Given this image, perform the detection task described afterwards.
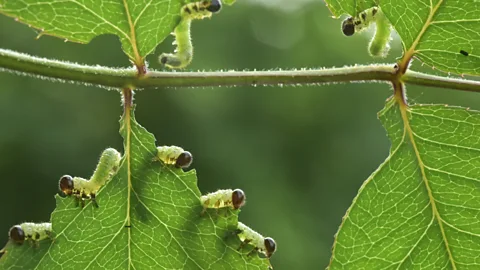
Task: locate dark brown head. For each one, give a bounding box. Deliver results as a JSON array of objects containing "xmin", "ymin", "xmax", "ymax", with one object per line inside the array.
[
  {"xmin": 175, "ymin": 151, "xmax": 193, "ymax": 169},
  {"xmin": 231, "ymin": 189, "xmax": 246, "ymax": 209},
  {"xmin": 160, "ymin": 56, "xmax": 168, "ymax": 65},
  {"xmin": 207, "ymin": 0, "xmax": 222, "ymax": 13},
  {"xmin": 264, "ymin": 237, "xmax": 277, "ymax": 258},
  {"xmin": 342, "ymin": 17, "xmax": 355, "ymax": 36},
  {"xmin": 9, "ymin": 225, "xmax": 25, "ymax": 245},
  {"xmin": 59, "ymin": 175, "xmax": 74, "ymax": 196}
]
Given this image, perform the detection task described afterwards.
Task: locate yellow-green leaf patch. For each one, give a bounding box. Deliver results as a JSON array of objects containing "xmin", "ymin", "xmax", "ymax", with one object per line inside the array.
[
  {"xmin": 329, "ymin": 98, "xmax": 480, "ymax": 269},
  {"xmin": 0, "ymin": 108, "xmax": 270, "ymax": 269},
  {"xmin": 0, "ymin": 0, "xmax": 184, "ymax": 62}
]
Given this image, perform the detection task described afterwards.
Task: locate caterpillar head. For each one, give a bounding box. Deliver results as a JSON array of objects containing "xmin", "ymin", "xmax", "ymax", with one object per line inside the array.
[
  {"xmin": 59, "ymin": 175, "xmax": 74, "ymax": 196},
  {"xmin": 232, "ymin": 189, "xmax": 246, "ymax": 209},
  {"xmin": 264, "ymin": 237, "xmax": 277, "ymax": 258},
  {"xmin": 175, "ymin": 151, "xmax": 193, "ymax": 168},
  {"xmin": 206, "ymin": 0, "xmax": 222, "ymax": 13},
  {"xmin": 342, "ymin": 17, "xmax": 355, "ymax": 36},
  {"xmin": 9, "ymin": 225, "xmax": 25, "ymax": 245}
]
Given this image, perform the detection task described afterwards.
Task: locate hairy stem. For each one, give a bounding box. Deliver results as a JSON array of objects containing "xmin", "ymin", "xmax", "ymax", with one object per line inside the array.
[
  {"xmin": 0, "ymin": 48, "xmax": 479, "ymax": 92},
  {"xmin": 402, "ymin": 71, "xmax": 480, "ymax": 93}
]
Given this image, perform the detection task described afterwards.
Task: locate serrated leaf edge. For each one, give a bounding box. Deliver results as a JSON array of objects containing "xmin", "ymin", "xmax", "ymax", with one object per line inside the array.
[{"xmin": 328, "ymin": 94, "xmax": 458, "ymax": 269}]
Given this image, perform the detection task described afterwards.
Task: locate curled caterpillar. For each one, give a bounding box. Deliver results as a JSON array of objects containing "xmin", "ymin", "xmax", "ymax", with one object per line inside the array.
[
  {"xmin": 156, "ymin": 146, "xmax": 193, "ymax": 169},
  {"xmin": 342, "ymin": 6, "xmax": 392, "ymax": 57},
  {"xmin": 9, "ymin": 222, "xmax": 53, "ymax": 246},
  {"xmin": 236, "ymin": 222, "xmax": 277, "ymax": 260},
  {"xmin": 159, "ymin": 0, "xmax": 223, "ymax": 69},
  {"xmin": 200, "ymin": 189, "xmax": 246, "ymax": 213},
  {"xmin": 341, "ymin": 6, "xmax": 379, "ymax": 36},
  {"xmin": 59, "ymin": 148, "xmax": 121, "ymax": 208}
]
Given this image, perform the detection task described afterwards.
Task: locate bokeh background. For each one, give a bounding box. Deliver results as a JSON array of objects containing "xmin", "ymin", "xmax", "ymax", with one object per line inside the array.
[{"xmin": 0, "ymin": 0, "xmax": 479, "ymax": 269}]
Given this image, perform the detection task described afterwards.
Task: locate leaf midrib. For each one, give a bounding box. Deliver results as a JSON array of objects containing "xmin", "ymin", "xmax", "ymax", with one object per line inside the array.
[
  {"xmin": 127, "ymin": 125, "xmax": 206, "ymax": 269},
  {"xmin": 1, "ymin": 0, "xmax": 145, "ymax": 63},
  {"xmin": 400, "ymin": 0, "xmax": 444, "ymax": 68},
  {"xmin": 328, "ymin": 97, "xmax": 459, "ymax": 269},
  {"xmin": 399, "ymin": 100, "xmax": 457, "ymax": 270},
  {"xmin": 124, "ymin": 105, "xmax": 133, "ymax": 270},
  {"xmin": 121, "ymin": 0, "xmax": 142, "ymax": 64}
]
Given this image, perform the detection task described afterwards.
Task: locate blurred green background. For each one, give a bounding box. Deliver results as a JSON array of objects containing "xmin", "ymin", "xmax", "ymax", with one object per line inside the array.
[{"xmin": 0, "ymin": 0, "xmax": 479, "ymax": 269}]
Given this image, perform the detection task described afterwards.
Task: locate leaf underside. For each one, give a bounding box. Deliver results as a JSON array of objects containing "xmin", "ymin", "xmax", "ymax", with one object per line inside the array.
[
  {"xmin": 325, "ymin": 0, "xmax": 480, "ymax": 76},
  {"xmin": 329, "ymin": 98, "xmax": 480, "ymax": 269},
  {"xmin": 0, "ymin": 108, "xmax": 269, "ymax": 270},
  {"xmin": 0, "ymin": 0, "xmax": 185, "ymax": 61}
]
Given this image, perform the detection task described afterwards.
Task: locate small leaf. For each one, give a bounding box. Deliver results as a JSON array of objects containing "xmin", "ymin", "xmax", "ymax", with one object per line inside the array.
[
  {"xmin": 329, "ymin": 98, "xmax": 480, "ymax": 269},
  {"xmin": 0, "ymin": 107, "xmax": 270, "ymax": 269},
  {"xmin": 0, "ymin": 0, "xmax": 184, "ymax": 63},
  {"xmin": 325, "ymin": 0, "xmax": 480, "ymax": 76}
]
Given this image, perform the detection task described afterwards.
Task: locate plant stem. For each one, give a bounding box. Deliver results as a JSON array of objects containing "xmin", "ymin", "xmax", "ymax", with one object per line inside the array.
[
  {"xmin": 0, "ymin": 48, "xmax": 479, "ymax": 92},
  {"xmin": 402, "ymin": 71, "xmax": 480, "ymax": 93}
]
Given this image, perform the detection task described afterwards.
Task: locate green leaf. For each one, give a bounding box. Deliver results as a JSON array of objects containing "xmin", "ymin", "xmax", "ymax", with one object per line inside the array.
[
  {"xmin": 325, "ymin": 0, "xmax": 480, "ymax": 76},
  {"xmin": 329, "ymin": 98, "xmax": 480, "ymax": 269},
  {"xmin": 0, "ymin": 0, "xmax": 184, "ymax": 63},
  {"xmin": 325, "ymin": 0, "xmax": 377, "ymax": 17},
  {"xmin": 0, "ymin": 107, "xmax": 270, "ymax": 270}
]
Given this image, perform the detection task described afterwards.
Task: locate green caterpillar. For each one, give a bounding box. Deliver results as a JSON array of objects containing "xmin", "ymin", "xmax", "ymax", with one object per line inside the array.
[
  {"xmin": 59, "ymin": 148, "xmax": 121, "ymax": 208},
  {"xmin": 156, "ymin": 145, "xmax": 193, "ymax": 169},
  {"xmin": 9, "ymin": 222, "xmax": 53, "ymax": 247},
  {"xmin": 236, "ymin": 222, "xmax": 277, "ymax": 267},
  {"xmin": 159, "ymin": 0, "xmax": 224, "ymax": 69},
  {"xmin": 342, "ymin": 6, "xmax": 392, "ymax": 57},
  {"xmin": 200, "ymin": 188, "xmax": 246, "ymax": 213}
]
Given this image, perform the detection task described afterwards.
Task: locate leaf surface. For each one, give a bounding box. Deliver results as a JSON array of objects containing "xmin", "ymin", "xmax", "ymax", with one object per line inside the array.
[
  {"xmin": 325, "ymin": 0, "xmax": 480, "ymax": 76},
  {"xmin": 0, "ymin": 0, "xmax": 184, "ymax": 63},
  {"xmin": 0, "ymin": 108, "xmax": 269, "ymax": 270},
  {"xmin": 329, "ymin": 98, "xmax": 480, "ymax": 269}
]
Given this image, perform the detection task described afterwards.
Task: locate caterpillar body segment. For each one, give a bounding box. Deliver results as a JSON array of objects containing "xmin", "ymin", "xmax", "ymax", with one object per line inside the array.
[
  {"xmin": 59, "ymin": 176, "xmax": 99, "ymax": 207},
  {"xmin": 200, "ymin": 189, "xmax": 246, "ymax": 213},
  {"xmin": 9, "ymin": 222, "xmax": 53, "ymax": 246},
  {"xmin": 156, "ymin": 145, "xmax": 193, "ymax": 169},
  {"xmin": 160, "ymin": 18, "xmax": 193, "ymax": 69},
  {"xmin": 341, "ymin": 6, "xmax": 391, "ymax": 57},
  {"xmin": 342, "ymin": 6, "xmax": 379, "ymax": 36},
  {"xmin": 159, "ymin": 0, "xmax": 223, "ymax": 69},
  {"xmin": 236, "ymin": 222, "xmax": 277, "ymax": 262},
  {"xmin": 368, "ymin": 10, "xmax": 391, "ymax": 57},
  {"xmin": 90, "ymin": 148, "xmax": 122, "ymax": 187},
  {"xmin": 59, "ymin": 148, "xmax": 121, "ymax": 208}
]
